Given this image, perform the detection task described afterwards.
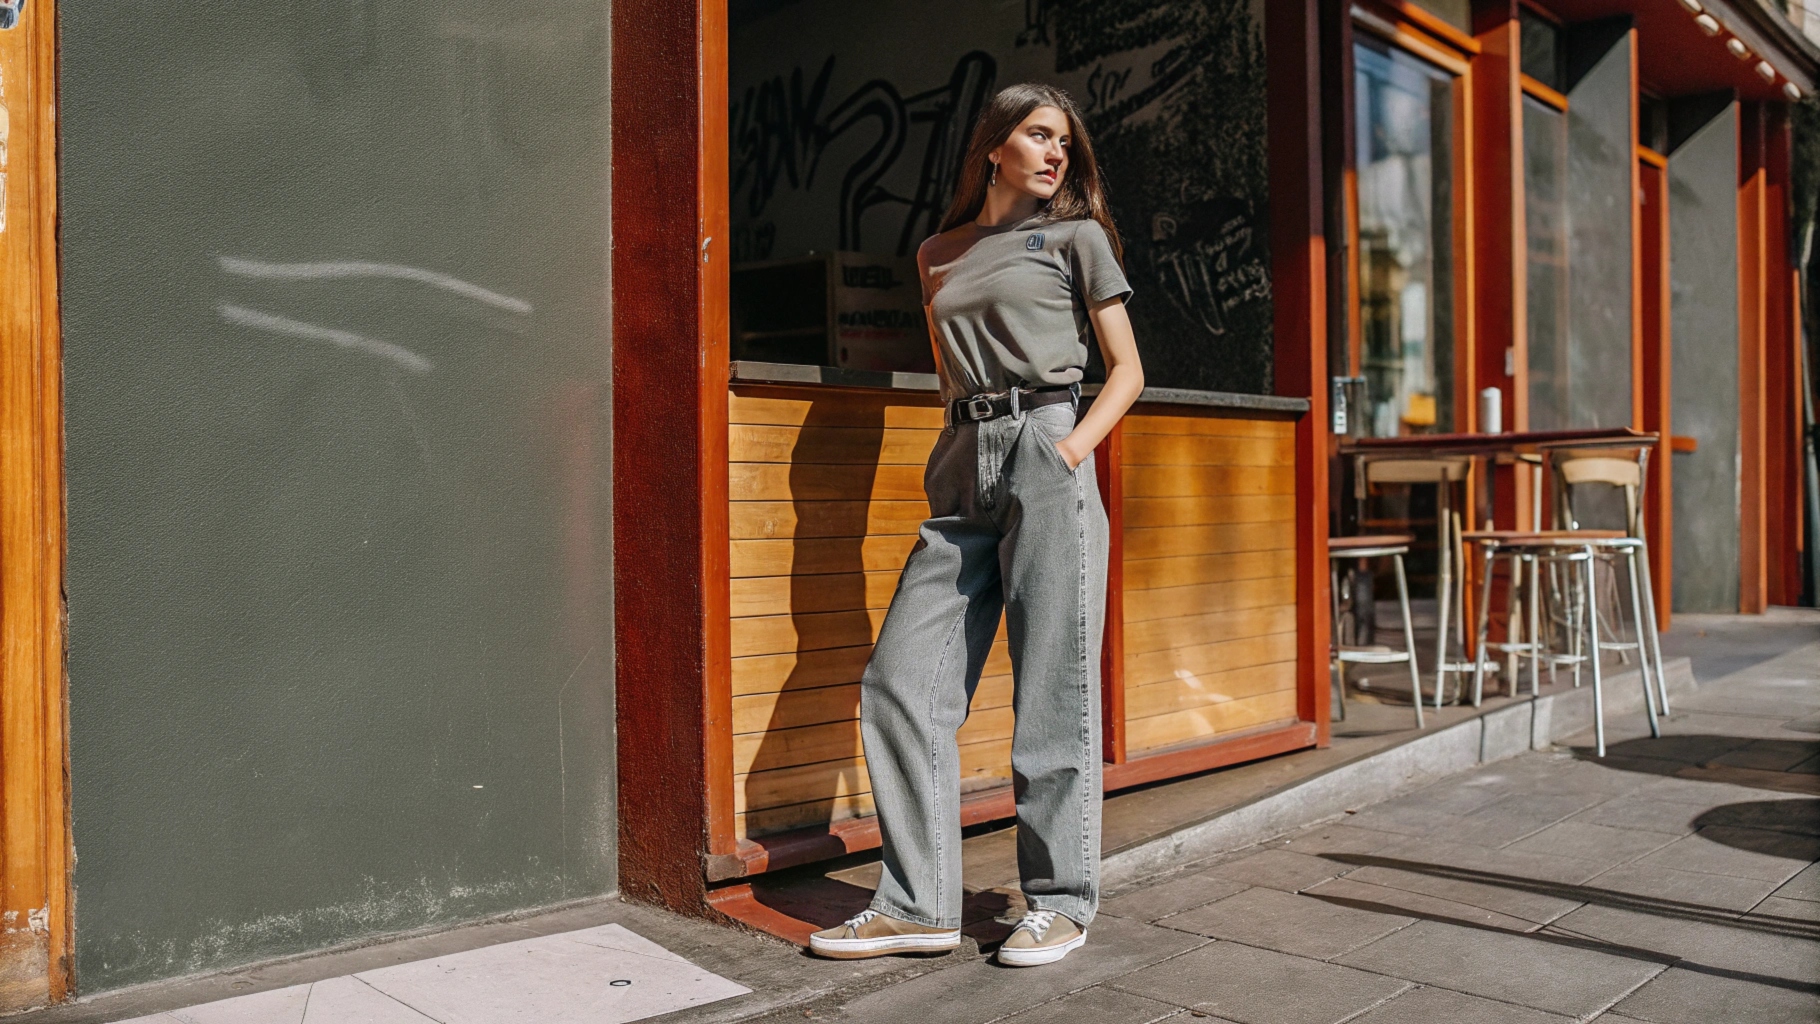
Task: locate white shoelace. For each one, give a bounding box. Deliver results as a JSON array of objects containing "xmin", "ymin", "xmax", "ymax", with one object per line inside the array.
[
  {"xmin": 840, "ymin": 909, "xmax": 881, "ymax": 936},
  {"xmin": 1012, "ymin": 909, "xmax": 1057, "ymax": 940}
]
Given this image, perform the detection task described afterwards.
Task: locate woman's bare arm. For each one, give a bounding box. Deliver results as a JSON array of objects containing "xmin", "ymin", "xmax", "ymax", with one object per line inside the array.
[{"xmin": 1055, "ymin": 297, "xmax": 1143, "ymax": 469}]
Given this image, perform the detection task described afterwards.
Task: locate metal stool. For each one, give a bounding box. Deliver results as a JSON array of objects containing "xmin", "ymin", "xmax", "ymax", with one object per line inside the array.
[
  {"xmin": 1330, "ymin": 534, "xmax": 1426, "ymax": 729},
  {"xmin": 1551, "ymin": 449, "xmax": 1672, "ymax": 716},
  {"xmin": 1466, "ymin": 531, "xmax": 1662, "ymax": 756},
  {"xmin": 1358, "ymin": 458, "xmax": 1474, "ymax": 707}
]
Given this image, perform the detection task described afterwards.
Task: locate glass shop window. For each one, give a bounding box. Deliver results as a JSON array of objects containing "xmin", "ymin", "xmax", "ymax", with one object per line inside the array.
[
  {"xmin": 1519, "ymin": 9, "xmax": 1564, "ymax": 92},
  {"xmin": 1524, "ymin": 93, "xmax": 1569, "ymax": 431},
  {"xmin": 1354, "ymin": 38, "xmax": 1458, "ymax": 437},
  {"xmin": 1418, "ymin": 0, "xmax": 1472, "ymax": 34}
]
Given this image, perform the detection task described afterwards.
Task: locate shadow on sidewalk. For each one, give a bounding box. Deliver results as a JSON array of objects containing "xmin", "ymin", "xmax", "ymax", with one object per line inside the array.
[{"xmin": 1310, "ymin": 853, "xmax": 1820, "ymax": 994}]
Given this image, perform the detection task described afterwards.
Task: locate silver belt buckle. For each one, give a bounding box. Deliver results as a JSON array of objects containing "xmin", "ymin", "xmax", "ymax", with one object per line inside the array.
[{"xmin": 965, "ymin": 396, "xmax": 995, "ymax": 421}]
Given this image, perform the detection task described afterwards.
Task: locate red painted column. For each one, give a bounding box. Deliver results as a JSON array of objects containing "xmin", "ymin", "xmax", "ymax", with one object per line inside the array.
[
  {"xmin": 611, "ymin": 0, "xmax": 730, "ymax": 915},
  {"xmin": 1266, "ymin": 0, "xmax": 1332, "ymax": 746}
]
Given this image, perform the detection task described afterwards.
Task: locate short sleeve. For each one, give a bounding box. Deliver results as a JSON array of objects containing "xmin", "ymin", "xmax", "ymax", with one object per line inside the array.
[
  {"xmin": 1069, "ymin": 220, "xmax": 1132, "ymax": 306},
  {"xmin": 916, "ymin": 237, "xmax": 936, "ymax": 305}
]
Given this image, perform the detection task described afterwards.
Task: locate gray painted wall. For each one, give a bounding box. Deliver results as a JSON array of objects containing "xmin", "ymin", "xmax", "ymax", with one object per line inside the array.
[
  {"xmin": 59, "ymin": 2, "xmax": 615, "ymax": 991},
  {"xmin": 1563, "ymin": 29, "xmax": 1635, "ymax": 431},
  {"xmin": 1669, "ymin": 103, "xmax": 1742, "ymax": 613}
]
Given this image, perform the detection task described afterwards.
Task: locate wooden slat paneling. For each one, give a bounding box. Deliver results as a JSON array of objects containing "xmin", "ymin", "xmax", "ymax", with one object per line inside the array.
[
  {"xmin": 1122, "ymin": 432, "xmax": 1296, "ymax": 467},
  {"xmin": 1124, "ymin": 520, "xmax": 1295, "ymax": 561},
  {"xmin": 732, "ymin": 672, "xmax": 1015, "ymax": 736},
  {"xmin": 1123, "ymin": 463, "xmax": 1296, "ymax": 499},
  {"xmin": 731, "ymin": 462, "xmax": 928, "ymax": 502},
  {"xmin": 1124, "ymin": 575, "xmax": 1296, "ymax": 624},
  {"xmin": 1124, "ymin": 691, "xmax": 1302, "ymax": 753},
  {"xmin": 1121, "ymin": 417, "xmax": 1300, "ymax": 757},
  {"xmin": 731, "ymin": 392, "xmax": 944, "ymax": 429},
  {"xmin": 1123, "ymin": 412, "xmax": 1296, "ymax": 439},
  {"xmin": 731, "ymin": 534, "xmax": 920, "ymax": 578},
  {"xmin": 729, "ymin": 386, "xmax": 1021, "ymax": 839},
  {"xmin": 1123, "ymin": 494, "xmax": 1296, "ymax": 528},
  {"xmin": 730, "ymin": 571, "xmax": 903, "ymax": 618},
  {"xmin": 730, "ymin": 423, "xmax": 939, "ymax": 466},
  {"xmin": 734, "ymin": 705, "xmax": 1014, "ymax": 776},
  {"xmin": 730, "ymin": 500, "xmax": 928, "ymax": 540}
]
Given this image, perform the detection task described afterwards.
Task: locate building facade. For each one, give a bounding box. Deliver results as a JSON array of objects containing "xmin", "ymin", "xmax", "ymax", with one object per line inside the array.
[{"xmin": 0, "ymin": 0, "xmax": 1813, "ymax": 1009}]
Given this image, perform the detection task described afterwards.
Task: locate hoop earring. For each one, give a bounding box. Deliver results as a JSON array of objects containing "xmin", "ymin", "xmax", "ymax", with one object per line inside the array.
[{"xmin": 989, "ymin": 163, "xmax": 998, "ymax": 188}]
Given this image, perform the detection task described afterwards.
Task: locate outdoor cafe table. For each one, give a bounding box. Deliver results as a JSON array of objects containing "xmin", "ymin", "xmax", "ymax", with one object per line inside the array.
[
  {"xmin": 1339, "ymin": 427, "xmax": 1661, "ymax": 530},
  {"xmin": 1336, "ymin": 428, "xmax": 1661, "ymax": 703}
]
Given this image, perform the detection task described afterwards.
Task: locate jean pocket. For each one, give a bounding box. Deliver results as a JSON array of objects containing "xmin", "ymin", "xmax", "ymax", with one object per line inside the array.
[{"xmin": 1028, "ymin": 413, "xmax": 1080, "ymax": 475}]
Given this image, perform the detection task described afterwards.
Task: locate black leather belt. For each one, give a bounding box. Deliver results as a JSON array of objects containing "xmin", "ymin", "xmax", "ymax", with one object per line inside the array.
[{"xmin": 946, "ymin": 385, "xmax": 1076, "ymax": 428}]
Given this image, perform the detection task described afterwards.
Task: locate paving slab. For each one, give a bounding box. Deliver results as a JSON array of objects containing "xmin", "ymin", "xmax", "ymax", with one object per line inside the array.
[
  {"xmin": 1630, "ymin": 826, "xmax": 1820, "ymax": 882},
  {"xmin": 1750, "ymin": 895, "xmax": 1820, "ymax": 923},
  {"xmin": 1582, "ymin": 861, "xmax": 1783, "ymax": 914},
  {"xmin": 1565, "ymin": 797, "xmax": 1713, "ymax": 836},
  {"xmin": 1500, "ymin": 821, "xmax": 1678, "ymax": 870},
  {"xmin": 1345, "ymin": 986, "xmax": 1572, "ymax": 1024},
  {"xmin": 1107, "ymin": 942, "xmax": 1409, "ymax": 1024},
  {"xmin": 1201, "ymin": 849, "xmax": 1341, "ymax": 893},
  {"xmin": 1334, "ymin": 919, "xmax": 1664, "ymax": 1017},
  {"xmin": 1547, "ymin": 902, "xmax": 1820, "ymax": 987},
  {"xmin": 1275, "ymin": 824, "xmax": 1406, "ymax": 857},
  {"xmin": 1610, "ymin": 965, "xmax": 1820, "ymax": 1024},
  {"xmin": 1099, "ymin": 872, "xmax": 1249, "ymax": 924},
  {"xmin": 1429, "ymin": 792, "xmax": 1605, "ymax": 848},
  {"xmin": 1336, "ymin": 803, "xmax": 1465, "ymax": 837},
  {"xmin": 1333, "ymin": 861, "xmax": 1585, "ymax": 928},
  {"xmin": 1300, "ymin": 877, "xmax": 1542, "ymax": 933},
  {"xmin": 995, "ymin": 985, "xmax": 1192, "ymax": 1024},
  {"xmin": 1772, "ymin": 861, "xmax": 1820, "ymax": 901},
  {"xmin": 813, "ymin": 915, "xmax": 1207, "ymax": 1024},
  {"xmin": 1156, "ymin": 886, "xmax": 1413, "ymax": 961}
]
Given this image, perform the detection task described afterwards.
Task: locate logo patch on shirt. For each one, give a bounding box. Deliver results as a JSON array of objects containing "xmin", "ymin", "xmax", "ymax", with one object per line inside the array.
[{"xmin": 1025, "ymin": 233, "xmax": 1046, "ymax": 251}]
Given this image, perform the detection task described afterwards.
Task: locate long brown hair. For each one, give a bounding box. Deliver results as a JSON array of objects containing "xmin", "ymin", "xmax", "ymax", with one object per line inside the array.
[{"xmin": 938, "ymin": 83, "xmax": 1123, "ymax": 263}]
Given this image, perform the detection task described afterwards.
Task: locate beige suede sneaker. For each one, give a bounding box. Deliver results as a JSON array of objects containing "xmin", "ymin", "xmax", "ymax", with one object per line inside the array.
[
  {"xmin": 807, "ymin": 909, "xmax": 962, "ymax": 959},
  {"xmin": 996, "ymin": 909, "xmax": 1085, "ymax": 966}
]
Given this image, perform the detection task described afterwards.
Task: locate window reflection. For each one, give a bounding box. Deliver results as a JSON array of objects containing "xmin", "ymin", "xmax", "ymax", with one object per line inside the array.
[
  {"xmin": 1355, "ymin": 40, "xmax": 1457, "ymax": 437},
  {"xmin": 1524, "ymin": 96, "xmax": 1569, "ymax": 431}
]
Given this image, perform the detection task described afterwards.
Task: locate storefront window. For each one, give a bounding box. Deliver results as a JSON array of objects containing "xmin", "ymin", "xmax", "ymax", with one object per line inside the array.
[
  {"xmin": 1524, "ymin": 95, "xmax": 1570, "ymax": 431},
  {"xmin": 1354, "ymin": 39, "xmax": 1457, "ymax": 436},
  {"xmin": 1420, "ymin": 0, "xmax": 1472, "ymax": 33},
  {"xmin": 1519, "ymin": 9, "xmax": 1564, "ymax": 91}
]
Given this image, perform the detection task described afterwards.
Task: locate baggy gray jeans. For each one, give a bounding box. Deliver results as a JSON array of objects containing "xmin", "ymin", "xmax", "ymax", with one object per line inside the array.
[{"xmin": 861, "ymin": 401, "xmax": 1110, "ymax": 930}]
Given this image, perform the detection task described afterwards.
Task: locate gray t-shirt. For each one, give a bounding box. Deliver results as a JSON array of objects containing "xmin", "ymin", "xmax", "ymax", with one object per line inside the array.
[{"xmin": 918, "ymin": 215, "xmax": 1132, "ymax": 402}]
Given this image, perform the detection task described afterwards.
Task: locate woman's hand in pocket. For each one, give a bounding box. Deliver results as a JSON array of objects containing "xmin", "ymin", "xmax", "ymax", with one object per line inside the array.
[{"xmin": 1054, "ymin": 435, "xmax": 1088, "ymax": 471}]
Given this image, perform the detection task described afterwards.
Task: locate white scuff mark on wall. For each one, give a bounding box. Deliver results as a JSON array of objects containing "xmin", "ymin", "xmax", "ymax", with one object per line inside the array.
[
  {"xmin": 218, "ymin": 302, "xmax": 434, "ymax": 375},
  {"xmin": 98, "ymin": 873, "xmax": 567, "ymax": 981},
  {"xmin": 218, "ymin": 257, "xmax": 534, "ymax": 315},
  {"xmin": 1, "ymin": 907, "xmax": 48, "ymax": 935}
]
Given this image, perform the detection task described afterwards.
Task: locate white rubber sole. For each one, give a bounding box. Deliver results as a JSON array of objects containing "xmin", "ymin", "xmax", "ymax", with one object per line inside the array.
[
  {"xmin": 996, "ymin": 931, "xmax": 1086, "ymax": 967},
  {"xmin": 808, "ymin": 930, "xmax": 962, "ymax": 960}
]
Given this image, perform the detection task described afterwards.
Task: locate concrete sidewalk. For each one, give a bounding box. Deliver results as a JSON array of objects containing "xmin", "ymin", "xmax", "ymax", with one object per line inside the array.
[{"xmin": 18, "ymin": 611, "xmax": 1819, "ymax": 1024}]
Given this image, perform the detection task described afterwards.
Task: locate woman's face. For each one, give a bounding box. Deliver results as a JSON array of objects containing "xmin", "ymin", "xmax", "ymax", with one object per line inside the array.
[{"xmin": 990, "ymin": 105, "xmax": 1070, "ymax": 202}]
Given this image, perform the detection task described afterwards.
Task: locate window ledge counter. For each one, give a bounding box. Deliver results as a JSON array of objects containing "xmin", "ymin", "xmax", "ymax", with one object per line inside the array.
[{"xmin": 715, "ymin": 361, "xmax": 1318, "ymax": 881}]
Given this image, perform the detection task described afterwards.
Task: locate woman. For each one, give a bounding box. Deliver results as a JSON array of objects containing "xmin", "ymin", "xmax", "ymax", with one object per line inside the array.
[{"xmin": 809, "ymin": 83, "xmax": 1144, "ymax": 968}]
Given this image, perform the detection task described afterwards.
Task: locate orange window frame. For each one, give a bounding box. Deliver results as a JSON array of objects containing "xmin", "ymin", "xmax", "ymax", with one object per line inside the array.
[{"xmin": 1350, "ymin": 1, "xmax": 1480, "ymax": 435}]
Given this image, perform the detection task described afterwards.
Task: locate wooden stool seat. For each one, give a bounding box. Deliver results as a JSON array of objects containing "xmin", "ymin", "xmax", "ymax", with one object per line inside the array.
[
  {"xmin": 1463, "ymin": 529, "xmax": 1626, "ymax": 545},
  {"xmin": 1329, "ymin": 534, "xmax": 1414, "ymax": 552}
]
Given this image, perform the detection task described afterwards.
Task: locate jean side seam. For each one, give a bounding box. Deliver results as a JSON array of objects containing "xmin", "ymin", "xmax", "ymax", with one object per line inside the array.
[{"xmin": 925, "ymin": 601, "xmax": 971, "ymax": 927}]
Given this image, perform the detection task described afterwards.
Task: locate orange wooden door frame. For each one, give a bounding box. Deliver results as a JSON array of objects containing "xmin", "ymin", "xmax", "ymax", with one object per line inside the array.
[
  {"xmin": 0, "ymin": 0, "xmax": 71, "ymax": 1010},
  {"xmin": 1638, "ymin": 147, "xmax": 1673, "ymax": 628}
]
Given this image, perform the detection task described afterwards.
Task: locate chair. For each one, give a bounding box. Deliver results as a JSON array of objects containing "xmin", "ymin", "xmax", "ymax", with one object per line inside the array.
[
  {"xmin": 1549, "ymin": 448, "xmax": 1671, "ymax": 716},
  {"xmin": 1359, "ymin": 458, "xmax": 1474, "ymax": 707},
  {"xmin": 1466, "ymin": 530, "xmax": 1662, "ymax": 756},
  {"xmin": 1330, "ymin": 534, "xmax": 1427, "ymax": 729}
]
